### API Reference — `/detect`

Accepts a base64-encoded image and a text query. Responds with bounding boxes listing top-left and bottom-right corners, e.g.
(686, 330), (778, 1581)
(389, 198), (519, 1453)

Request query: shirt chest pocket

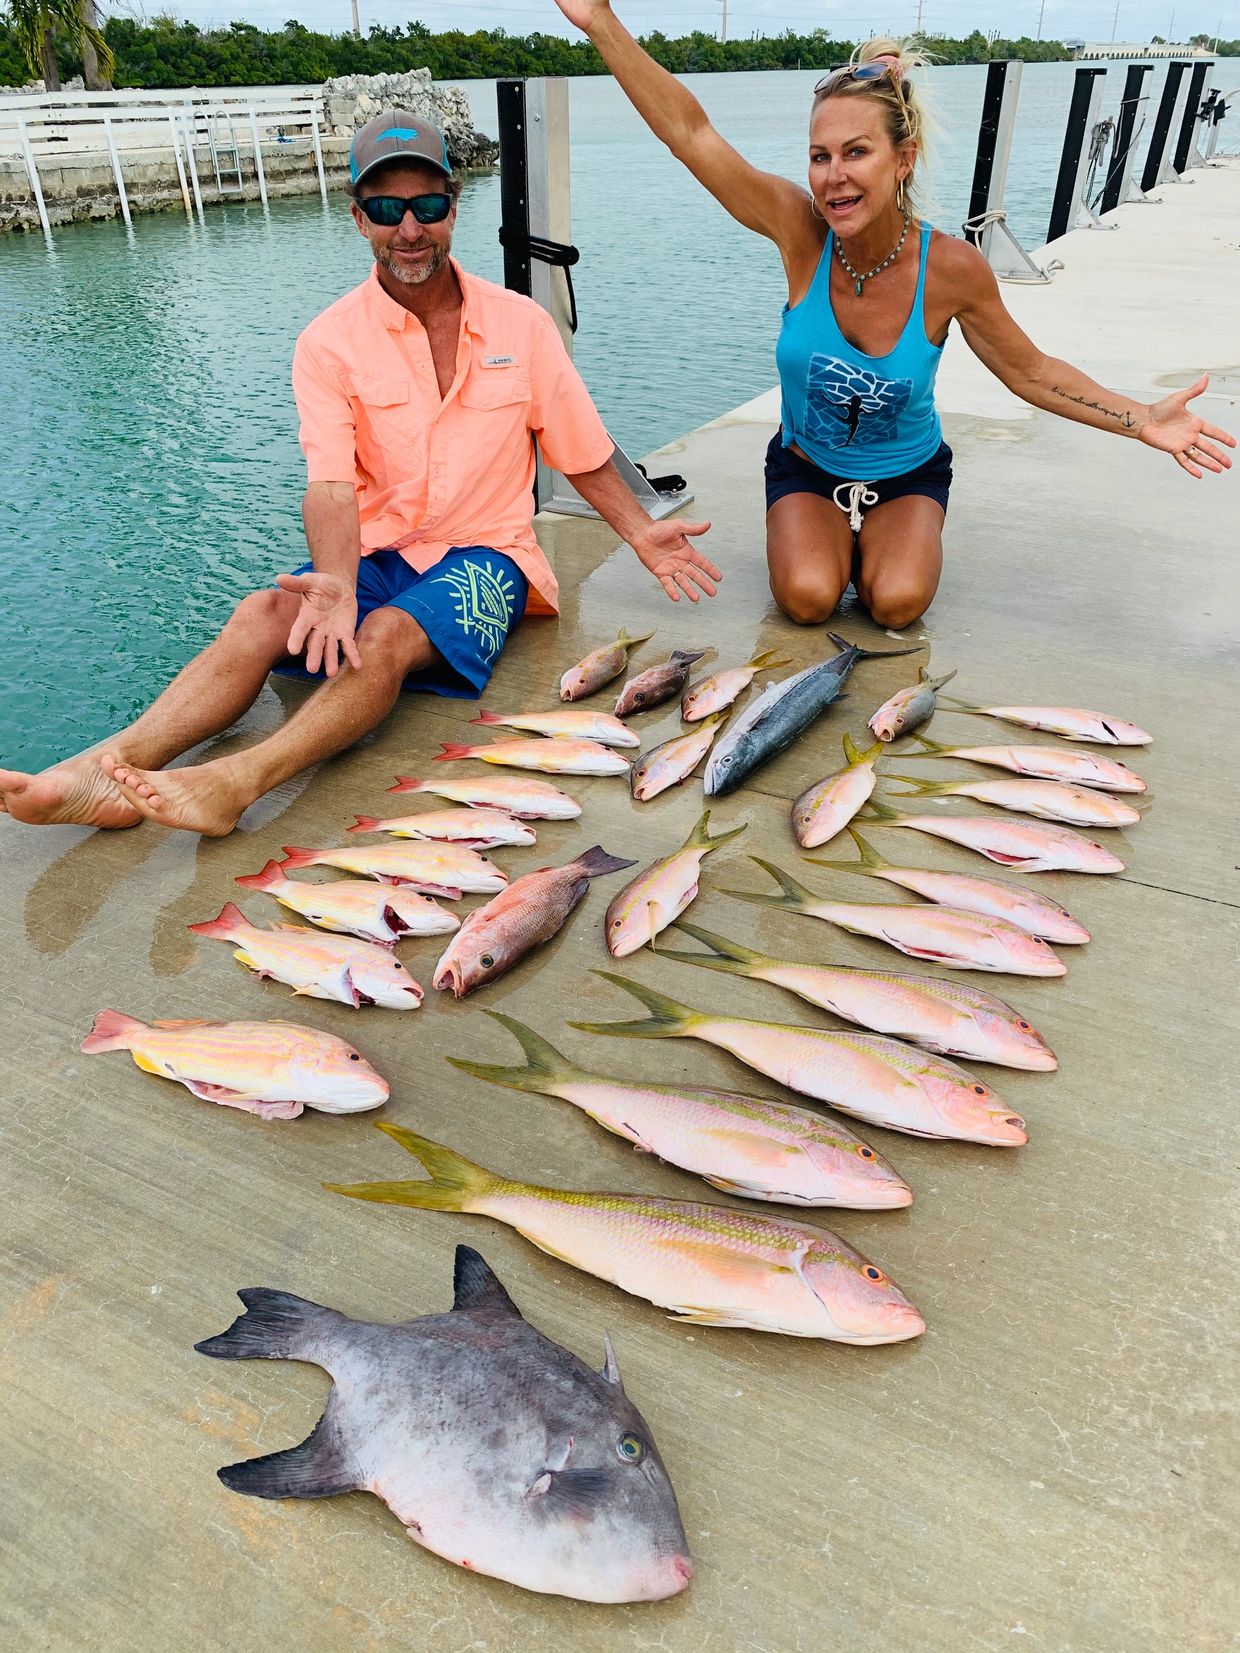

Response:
(460, 365), (532, 412)
(351, 377), (420, 477)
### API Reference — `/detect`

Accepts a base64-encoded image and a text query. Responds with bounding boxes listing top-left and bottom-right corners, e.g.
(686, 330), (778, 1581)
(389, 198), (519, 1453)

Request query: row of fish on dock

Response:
(81, 623), (1152, 1601)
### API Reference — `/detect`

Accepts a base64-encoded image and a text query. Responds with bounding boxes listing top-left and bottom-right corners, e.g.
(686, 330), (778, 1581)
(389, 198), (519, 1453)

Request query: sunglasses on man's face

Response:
(357, 192), (453, 228)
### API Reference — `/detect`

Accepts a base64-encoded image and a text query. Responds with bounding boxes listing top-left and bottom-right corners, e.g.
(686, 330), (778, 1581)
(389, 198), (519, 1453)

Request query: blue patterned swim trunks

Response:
(273, 546), (528, 699)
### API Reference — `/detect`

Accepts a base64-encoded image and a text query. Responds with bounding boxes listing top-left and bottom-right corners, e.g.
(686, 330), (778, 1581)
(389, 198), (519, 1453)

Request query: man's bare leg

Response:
(102, 607), (436, 837)
(0, 589), (302, 829)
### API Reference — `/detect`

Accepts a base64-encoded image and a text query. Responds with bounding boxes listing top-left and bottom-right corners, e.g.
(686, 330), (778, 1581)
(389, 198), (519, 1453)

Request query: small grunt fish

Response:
(189, 902), (422, 1009)
(887, 772), (1141, 828)
(861, 801), (1124, 874)
(900, 734), (1147, 793)
(631, 713), (727, 802)
(606, 811), (745, 957)
(560, 628), (654, 702)
(450, 1011), (912, 1208)
(387, 774), (581, 820)
(279, 842), (507, 898)
(724, 858), (1066, 976)
(660, 921), (1056, 1071)
(470, 707), (640, 747)
(868, 668), (957, 742)
(433, 846), (635, 998)
(327, 1124), (926, 1342)
(939, 698), (1151, 745)
(81, 1010), (389, 1117)
(614, 651), (709, 717)
(348, 807), (536, 848)
(792, 734), (882, 848)
(681, 649), (792, 722)
(197, 1247), (692, 1603)
(235, 860), (459, 945)
(576, 975), (1028, 1147)
(811, 829), (1090, 945)
(435, 737), (630, 778)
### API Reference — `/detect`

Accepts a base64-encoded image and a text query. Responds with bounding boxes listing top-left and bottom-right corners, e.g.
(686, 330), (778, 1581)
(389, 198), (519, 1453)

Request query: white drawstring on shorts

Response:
(832, 479), (879, 533)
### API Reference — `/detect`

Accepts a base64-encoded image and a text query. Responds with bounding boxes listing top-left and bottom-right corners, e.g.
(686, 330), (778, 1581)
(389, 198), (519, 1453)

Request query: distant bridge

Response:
(1073, 41), (1215, 60)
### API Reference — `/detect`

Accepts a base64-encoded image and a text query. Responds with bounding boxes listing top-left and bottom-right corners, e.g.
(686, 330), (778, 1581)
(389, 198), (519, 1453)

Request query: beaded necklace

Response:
(835, 215), (910, 298)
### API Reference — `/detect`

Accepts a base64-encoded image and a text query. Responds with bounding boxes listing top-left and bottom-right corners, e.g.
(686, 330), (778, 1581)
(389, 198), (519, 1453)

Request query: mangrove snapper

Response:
(681, 649), (792, 722)
(630, 714), (727, 801)
(939, 699), (1151, 745)
(614, 650), (709, 717)
(279, 842), (507, 898)
(80, 1011), (388, 1118)
(347, 807), (536, 848)
(868, 668), (957, 742)
(450, 1011), (912, 1208)
(606, 811), (745, 956)
(327, 1124), (925, 1342)
(901, 734), (1147, 793)
(189, 903), (422, 1009)
(434, 846), (635, 998)
(560, 628), (654, 701)
(471, 707), (640, 748)
(235, 860), (459, 945)
(388, 774), (581, 820)
(197, 1247), (692, 1603)
(792, 734), (882, 848)
(435, 737), (630, 778)
(861, 801), (1124, 873)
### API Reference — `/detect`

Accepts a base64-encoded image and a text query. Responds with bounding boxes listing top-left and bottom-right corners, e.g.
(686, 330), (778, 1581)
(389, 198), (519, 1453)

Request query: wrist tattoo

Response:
(1050, 384), (1136, 429)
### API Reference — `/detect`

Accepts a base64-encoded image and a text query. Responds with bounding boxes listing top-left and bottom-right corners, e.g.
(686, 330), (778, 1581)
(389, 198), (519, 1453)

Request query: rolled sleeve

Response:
(292, 333), (360, 486)
(527, 310), (615, 477)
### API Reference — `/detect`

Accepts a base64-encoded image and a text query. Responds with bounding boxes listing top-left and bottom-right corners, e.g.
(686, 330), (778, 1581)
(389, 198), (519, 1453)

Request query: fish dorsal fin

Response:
(452, 1245), (524, 1317)
(601, 1331), (624, 1390)
(153, 1017), (219, 1029)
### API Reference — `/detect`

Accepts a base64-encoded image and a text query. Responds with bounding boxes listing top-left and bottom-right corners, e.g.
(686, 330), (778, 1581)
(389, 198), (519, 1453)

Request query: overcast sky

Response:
(135, 3), (1240, 44)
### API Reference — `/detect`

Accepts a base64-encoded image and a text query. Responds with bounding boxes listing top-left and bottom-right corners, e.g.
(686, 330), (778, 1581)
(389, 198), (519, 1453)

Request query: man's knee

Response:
(770, 571), (843, 627)
(227, 588), (299, 653)
(355, 606), (431, 676)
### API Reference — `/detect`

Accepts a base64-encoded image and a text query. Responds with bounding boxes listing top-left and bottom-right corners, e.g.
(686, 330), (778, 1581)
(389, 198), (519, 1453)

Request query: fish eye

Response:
(349, 1053), (361, 1061)
(634, 692), (645, 703)
(857, 1145), (876, 1160)
(616, 1432), (645, 1464)
(1017, 1019), (1030, 1031)
(972, 1084), (986, 1095)
(611, 918), (623, 929)
(863, 1265), (885, 1283)
(480, 954), (495, 968)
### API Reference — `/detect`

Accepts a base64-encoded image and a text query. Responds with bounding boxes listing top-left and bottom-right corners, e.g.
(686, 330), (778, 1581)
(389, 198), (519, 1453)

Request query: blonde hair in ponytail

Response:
(813, 37), (936, 220)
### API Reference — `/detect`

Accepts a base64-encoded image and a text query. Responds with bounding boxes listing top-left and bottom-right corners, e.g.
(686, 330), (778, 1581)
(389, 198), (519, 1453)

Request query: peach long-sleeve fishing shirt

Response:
(292, 261), (615, 616)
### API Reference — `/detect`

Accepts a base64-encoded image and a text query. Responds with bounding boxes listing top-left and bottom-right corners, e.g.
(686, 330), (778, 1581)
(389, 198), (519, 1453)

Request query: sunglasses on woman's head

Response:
(815, 55), (902, 93)
(357, 192), (453, 227)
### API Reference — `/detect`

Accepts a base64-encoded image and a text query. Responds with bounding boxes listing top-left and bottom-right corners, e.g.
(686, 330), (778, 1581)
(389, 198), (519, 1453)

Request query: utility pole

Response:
(1110, 1), (1120, 43)
(720, 0), (728, 42)
(1036, 0), (1046, 42)
(351, 0), (360, 36)
(1168, 8), (1176, 42)
(915, 0), (923, 32)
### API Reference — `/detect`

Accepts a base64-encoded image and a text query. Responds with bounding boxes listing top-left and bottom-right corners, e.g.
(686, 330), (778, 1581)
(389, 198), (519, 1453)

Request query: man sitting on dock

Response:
(0, 110), (720, 837)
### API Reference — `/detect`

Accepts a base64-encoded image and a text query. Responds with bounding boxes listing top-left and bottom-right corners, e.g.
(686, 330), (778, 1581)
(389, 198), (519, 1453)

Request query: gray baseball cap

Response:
(349, 108), (452, 187)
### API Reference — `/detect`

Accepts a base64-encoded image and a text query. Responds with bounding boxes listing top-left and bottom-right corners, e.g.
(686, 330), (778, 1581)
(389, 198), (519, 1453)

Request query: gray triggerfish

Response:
(196, 1247), (692, 1602)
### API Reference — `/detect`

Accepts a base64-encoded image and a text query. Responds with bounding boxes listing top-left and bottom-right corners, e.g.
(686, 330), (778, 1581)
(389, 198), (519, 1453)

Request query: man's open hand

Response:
(630, 518), (722, 603)
(276, 569), (362, 676)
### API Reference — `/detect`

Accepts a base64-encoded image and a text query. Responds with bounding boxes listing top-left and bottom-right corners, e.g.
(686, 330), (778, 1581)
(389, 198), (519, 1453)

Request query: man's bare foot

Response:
(100, 754), (253, 837)
(0, 756), (143, 829)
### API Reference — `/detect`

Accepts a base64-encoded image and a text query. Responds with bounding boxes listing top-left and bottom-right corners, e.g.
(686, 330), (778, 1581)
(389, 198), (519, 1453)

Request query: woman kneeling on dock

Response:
(554, 4), (1234, 629)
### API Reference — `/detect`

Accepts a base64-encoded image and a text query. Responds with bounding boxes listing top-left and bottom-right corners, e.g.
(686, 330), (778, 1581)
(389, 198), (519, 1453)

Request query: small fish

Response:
(327, 1124), (925, 1342)
(887, 772), (1141, 828)
(235, 860), (459, 945)
(868, 668), (957, 741)
(575, 975), (1027, 1147)
(861, 801), (1124, 874)
(434, 846), (636, 998)
(901, 734), (1147, 793)
(387, 774), (582, 820)
(470, 707), (640, 748)
(279, 842), (507, 898)
(939, 698), (1151, 746)
(681, 649), (792, 722)
(659, 921), (1057, 1071)
(450, 1011), (912, 1208)
(189, 903), (423, 1009)
(81, 1010), (389, 1118)
(560, 628), (654, 701)
(703, 633), (919, 796)
(724, 858), (1066, 976)
(435, 737), (630, 778)
(631, 713), (727, 802)
(348, 807), (536, 848)
(613, 650), (709, 717)
(811, 829), (1090, 945)
(197, 1247), (692, 1603)
(792, 734), (883, 848)
(606, 811), (746, 957)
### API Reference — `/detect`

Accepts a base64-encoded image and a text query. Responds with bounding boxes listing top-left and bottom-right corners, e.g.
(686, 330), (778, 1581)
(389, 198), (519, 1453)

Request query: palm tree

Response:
(3, 0), (114, 92)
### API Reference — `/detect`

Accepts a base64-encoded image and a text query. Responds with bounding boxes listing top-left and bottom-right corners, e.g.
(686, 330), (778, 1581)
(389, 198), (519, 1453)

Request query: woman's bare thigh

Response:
(766, 492), (855, 625)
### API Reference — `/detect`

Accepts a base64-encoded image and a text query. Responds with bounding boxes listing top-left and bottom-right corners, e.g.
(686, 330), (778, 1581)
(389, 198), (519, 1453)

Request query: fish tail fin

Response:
(386, 776), (425, 794)
(827, 629), (920, 661)
(857, 798), (903, 822)
(681, 809), (747, 854)
(470, 709), (505, 726)
(805, 822), (893, 874)
(909, 734), (952, 755)
(936, 695), (982, 712)
(616, 627), (655, 649)
(718, 855), (818, 911)
(448, 1010), (587, 1094)
(324, 1124), (504, 1213)
(278, 846), (322, 872)
(570, 971), (704, 1040)
(347, 816), (381, 833)
(195, 1287), (341, 1363)
(435, 743), (475, 762)
(670, 649), (709, 668)
(80, 1009), (146, 1054)
(747, 649), (793, 670)
(884, 773), (950, 795)
(925, 667), (958, 690)
(234, 858), (287, 892)
(571, 845), (639, 879)
(656, 920), (764, 977)
(187, 902), (249, 941)
(843, 732), (884, 766)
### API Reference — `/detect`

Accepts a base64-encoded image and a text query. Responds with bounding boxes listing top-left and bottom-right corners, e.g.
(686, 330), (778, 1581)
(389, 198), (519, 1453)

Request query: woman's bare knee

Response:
(866, 585), (932, 630)
(770, 573), (845, 626)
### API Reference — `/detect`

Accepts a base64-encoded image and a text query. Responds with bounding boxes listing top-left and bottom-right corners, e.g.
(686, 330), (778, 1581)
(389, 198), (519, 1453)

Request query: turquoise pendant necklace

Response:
(835, 215), (910, 298)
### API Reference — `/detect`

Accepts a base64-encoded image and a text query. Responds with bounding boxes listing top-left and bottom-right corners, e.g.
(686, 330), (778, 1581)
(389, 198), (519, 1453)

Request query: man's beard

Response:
(374, 239), (451, 286)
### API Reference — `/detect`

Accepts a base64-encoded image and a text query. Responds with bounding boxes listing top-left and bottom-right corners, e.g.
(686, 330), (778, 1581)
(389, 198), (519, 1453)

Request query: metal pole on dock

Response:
(16, 116), (52, 241)
(309, 107), (328, 204)
(180, 105), (206, 222)
(1141, 60), (1191, 191)
(248, 107), (269, 210)
(1172, 61), (1211, 173)
(1047, 65), (1108, 243)
(167, 112), (193, 220)
(961, 61), (1057, 283)
(1100, 62), (1153, 211)
(101, 114), (131, 226)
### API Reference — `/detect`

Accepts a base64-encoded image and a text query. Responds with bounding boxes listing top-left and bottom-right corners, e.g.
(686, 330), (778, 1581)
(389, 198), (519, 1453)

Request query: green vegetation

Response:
(1, 16), (1236, 90)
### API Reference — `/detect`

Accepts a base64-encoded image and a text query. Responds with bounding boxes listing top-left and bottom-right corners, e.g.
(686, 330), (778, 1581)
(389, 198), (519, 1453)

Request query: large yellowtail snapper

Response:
(900, 733), (1147, 793)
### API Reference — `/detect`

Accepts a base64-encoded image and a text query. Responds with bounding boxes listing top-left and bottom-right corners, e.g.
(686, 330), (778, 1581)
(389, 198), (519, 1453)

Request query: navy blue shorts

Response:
(272, 546), (528, 699)
(764, 431), (953, 520)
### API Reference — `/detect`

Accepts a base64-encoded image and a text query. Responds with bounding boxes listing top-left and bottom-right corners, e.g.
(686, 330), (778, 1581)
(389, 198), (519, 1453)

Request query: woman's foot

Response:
(100, 754), (254, 837)
(0, 755), (143, 828)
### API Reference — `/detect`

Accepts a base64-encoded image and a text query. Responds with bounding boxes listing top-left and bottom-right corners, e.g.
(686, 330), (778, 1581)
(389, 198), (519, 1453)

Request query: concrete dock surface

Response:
(2, 160), (1238, 1650)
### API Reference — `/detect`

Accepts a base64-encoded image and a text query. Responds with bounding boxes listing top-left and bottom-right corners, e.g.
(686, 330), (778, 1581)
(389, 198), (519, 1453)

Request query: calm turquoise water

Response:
(0, 62), (1175, 769)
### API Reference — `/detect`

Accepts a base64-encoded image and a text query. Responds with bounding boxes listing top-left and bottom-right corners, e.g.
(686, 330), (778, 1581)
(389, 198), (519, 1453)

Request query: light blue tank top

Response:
(776, 223), (944, 480)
